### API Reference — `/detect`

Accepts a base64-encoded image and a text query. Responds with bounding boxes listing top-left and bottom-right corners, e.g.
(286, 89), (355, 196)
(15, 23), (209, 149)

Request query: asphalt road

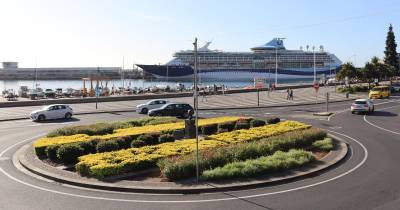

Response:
(0, 97), (399, 210)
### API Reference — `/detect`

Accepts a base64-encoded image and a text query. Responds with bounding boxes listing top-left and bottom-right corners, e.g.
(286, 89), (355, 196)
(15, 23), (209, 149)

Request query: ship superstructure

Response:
(137, 38), (342, 81)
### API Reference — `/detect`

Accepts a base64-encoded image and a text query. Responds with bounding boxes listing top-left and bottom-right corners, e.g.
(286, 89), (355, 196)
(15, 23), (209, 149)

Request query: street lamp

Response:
(313, 46), (316, 84)
(193, 38), (199, 184)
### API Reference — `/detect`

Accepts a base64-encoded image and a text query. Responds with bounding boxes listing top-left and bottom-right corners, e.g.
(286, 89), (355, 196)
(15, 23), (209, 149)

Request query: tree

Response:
(360, 62), (378, 88)
(371, 56), (396, 82)
(336, 62), (358, 85)
(384, 24), (399, 76)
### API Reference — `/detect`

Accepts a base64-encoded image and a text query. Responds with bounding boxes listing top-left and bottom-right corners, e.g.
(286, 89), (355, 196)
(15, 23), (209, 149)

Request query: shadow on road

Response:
(35, 117), (80, 124)
(368, 111), (398, 117)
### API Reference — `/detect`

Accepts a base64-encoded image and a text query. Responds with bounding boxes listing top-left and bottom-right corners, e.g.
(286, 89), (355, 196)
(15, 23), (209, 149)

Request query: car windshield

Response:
(41, 106), (50, 110)
(372, 87), (383, 91)
(354, 101), (367, 104)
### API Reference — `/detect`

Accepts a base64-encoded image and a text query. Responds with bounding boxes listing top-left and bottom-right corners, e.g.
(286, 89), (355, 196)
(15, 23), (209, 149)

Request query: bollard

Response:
(257, 89), (260, 107)
(346, 92), (349, 98)
(326, 92), (329, 112)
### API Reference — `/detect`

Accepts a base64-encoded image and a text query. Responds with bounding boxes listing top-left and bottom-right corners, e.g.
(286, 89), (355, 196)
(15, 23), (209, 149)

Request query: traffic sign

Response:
(313, 83), (319, 92)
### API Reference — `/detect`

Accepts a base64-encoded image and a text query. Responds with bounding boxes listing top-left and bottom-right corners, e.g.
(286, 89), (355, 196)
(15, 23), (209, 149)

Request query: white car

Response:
(351, 99), (374, 114)
(30, 104), (73, 121)
(136, 99), (169, 114)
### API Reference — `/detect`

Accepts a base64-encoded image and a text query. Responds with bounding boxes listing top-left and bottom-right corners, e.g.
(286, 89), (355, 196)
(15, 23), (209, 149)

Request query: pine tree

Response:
(384, 24), (399, 75)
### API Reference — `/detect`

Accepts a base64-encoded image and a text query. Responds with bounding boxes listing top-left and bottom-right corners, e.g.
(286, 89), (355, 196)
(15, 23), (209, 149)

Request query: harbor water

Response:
(0, 78), (315, 91)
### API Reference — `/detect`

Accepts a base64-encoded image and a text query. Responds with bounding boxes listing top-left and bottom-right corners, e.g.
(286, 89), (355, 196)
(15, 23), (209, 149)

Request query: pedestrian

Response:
(290, 89), (294, 100)
(286, 88), (290, 100)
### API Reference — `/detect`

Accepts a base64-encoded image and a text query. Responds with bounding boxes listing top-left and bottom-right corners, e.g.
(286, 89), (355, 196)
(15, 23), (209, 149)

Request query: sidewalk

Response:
(0, 86), (365, 121)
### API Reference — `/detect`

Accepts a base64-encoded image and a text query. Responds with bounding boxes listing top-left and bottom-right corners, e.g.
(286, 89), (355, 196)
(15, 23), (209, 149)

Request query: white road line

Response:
(0, 133), (46, 158)
(0, 125), (368, 203)
(328, 99), (400, 121)
(363, 104), (400, 135)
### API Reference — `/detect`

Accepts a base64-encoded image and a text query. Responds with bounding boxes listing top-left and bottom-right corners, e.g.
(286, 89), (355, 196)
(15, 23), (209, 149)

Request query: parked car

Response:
(136, 99), (169, 114)
(30, 104), (73, 121)
(391, 84), (400, 92)
(369, 86), (390, 99)
(45, 89), (56, 98)
(148, 103), (193, 118)
(351, 99), (374, 114)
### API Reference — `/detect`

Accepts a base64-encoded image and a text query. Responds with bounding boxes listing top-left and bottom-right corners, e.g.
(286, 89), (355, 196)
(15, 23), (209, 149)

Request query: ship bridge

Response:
(251, 38), (286, 52)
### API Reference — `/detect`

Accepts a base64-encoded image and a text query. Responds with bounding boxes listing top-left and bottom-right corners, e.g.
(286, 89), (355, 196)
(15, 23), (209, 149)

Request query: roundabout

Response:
(0, 100), (399, 210)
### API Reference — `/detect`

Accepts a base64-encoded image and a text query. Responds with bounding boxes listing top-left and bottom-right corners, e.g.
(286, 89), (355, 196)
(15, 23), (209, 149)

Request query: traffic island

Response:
(17, 116), (348, 193)
(313, 112), (334, 116)
(17, 136), (347, 193)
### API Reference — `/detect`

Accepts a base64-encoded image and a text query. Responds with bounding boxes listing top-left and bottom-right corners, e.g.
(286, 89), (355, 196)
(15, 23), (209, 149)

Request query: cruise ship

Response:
(137, 38), (342, 81)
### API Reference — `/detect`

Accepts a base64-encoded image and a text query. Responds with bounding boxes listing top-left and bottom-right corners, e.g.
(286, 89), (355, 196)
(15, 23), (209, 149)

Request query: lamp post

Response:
(193, 38), (199, 184)
(313, 46), (316, 84)
(275, 46), (278, 86)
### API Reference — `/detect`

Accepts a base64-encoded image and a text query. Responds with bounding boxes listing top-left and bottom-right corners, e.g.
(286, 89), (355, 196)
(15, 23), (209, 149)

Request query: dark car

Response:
(148, 103), (193, 118)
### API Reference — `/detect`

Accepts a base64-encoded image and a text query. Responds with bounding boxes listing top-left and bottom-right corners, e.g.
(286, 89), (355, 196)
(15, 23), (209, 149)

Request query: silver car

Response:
(351, 99), (374, 114)
(30, 104), (73, 121)
(136, 99), (169, 114)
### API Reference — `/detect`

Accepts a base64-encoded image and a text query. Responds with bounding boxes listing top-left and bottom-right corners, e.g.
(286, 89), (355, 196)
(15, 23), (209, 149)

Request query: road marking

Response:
(328, 99), (400, 121)
(0, 133), (46, 158)
(0, 126), (368, 203)
(0, 157), (10, 161)
(363, 104), (400, 135)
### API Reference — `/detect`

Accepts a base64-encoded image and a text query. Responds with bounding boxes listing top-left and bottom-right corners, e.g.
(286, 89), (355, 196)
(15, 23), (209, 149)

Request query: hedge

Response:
(201, 149), (315, 180)
(34, 116), (243, 158)
(47, 117), (180, 137)
(158, 127), (325, 181)
(75, 121), (310, 179)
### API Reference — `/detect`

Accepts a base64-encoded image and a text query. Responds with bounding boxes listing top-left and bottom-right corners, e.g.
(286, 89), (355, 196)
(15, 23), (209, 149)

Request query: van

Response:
(369, 86), (390, 99)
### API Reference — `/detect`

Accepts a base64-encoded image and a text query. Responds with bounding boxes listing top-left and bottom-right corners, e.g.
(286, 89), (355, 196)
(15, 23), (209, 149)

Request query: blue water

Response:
(0, 78), (314, 91)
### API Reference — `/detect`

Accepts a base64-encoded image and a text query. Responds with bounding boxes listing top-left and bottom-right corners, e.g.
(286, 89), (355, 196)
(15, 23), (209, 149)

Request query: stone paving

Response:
(0, 86), (365, 120)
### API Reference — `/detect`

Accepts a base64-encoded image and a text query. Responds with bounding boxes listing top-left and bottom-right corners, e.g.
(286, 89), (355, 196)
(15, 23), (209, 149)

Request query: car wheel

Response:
(38, 115), (45, 121)
(141, 108), (148, 114)
(351, 111), (355, 114)
(65, 113), (72, 119)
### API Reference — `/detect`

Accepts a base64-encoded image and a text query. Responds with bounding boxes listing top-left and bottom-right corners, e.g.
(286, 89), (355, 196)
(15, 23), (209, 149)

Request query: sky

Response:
(0, 0), (399, 68)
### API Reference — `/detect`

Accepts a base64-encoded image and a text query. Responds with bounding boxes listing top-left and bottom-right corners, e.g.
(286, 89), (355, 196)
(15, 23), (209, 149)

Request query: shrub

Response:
(217, 121), (236, 132)
(131, 139), (146, 148)
(201, 149), (315, 180)
(76, 121), (310, 179)
(158, 134), (175, 143)
(312, 138), (333, 151)
(234, 121), (250, 130)
(267, 117), (280, 124)
(136, 134), (159, 145)
(172, 129), (185, 140)
(56, 144), (84, 164)
(47, 123), (115, 138)
(112, 136), (133, 149)
(36, 117), (242, 154)
(159, 127), (325, 181)
(96, 140), (120, 153)
(250, 119), (266, 127)
(45, 145), (60, 162)
(201, 124), (218, 135)
(79, 141), (97, 154)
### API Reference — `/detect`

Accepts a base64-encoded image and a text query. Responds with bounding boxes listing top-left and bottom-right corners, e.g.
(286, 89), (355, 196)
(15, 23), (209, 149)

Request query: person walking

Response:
(286, 88), (290, 100)
(290, 89), (294, 100)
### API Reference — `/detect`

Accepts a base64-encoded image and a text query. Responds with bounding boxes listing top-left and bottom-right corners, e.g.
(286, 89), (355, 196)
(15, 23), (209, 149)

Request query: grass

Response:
(312, 138), (333, 151)
(158, 127), (325, 181)
(201, 149), (315, 180)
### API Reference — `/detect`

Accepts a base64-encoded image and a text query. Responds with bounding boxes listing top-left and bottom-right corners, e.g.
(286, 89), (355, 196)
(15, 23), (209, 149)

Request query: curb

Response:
(0, 97), (356, 122)
(17, 135), (348, 194)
